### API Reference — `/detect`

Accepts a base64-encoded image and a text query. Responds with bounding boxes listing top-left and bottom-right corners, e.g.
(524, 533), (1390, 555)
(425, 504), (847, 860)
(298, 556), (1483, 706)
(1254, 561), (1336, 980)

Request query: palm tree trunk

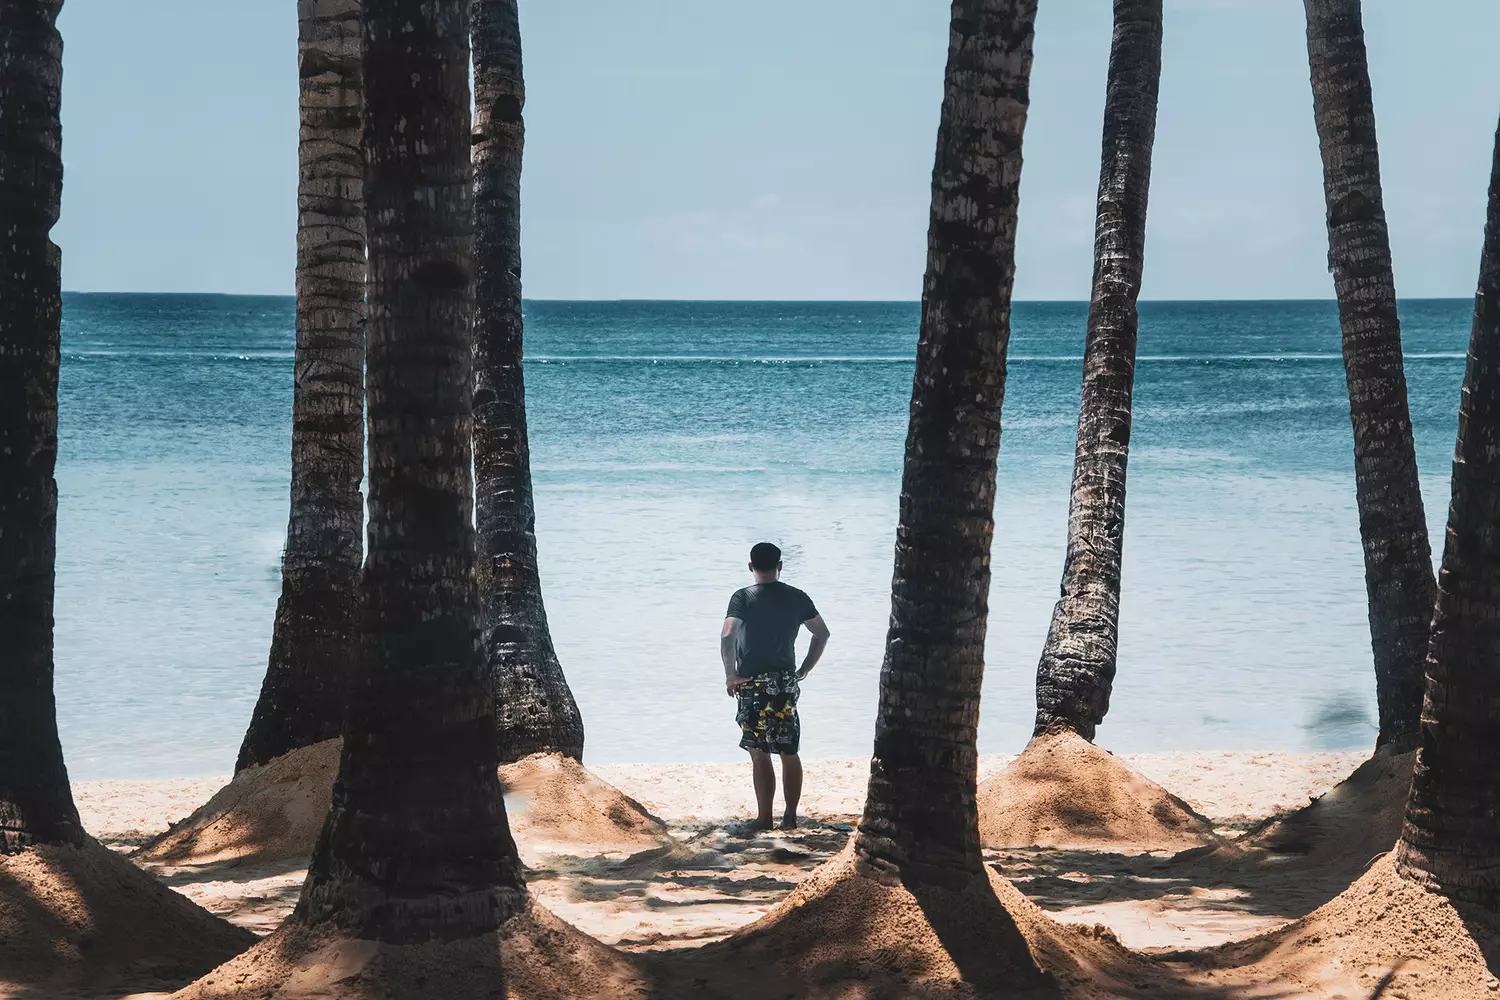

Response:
(1304, 0), (1434, 753)
(1032, 0), (1162, 741)
(472, 0), (585, 764)
(237, 0), (367, 774)
(1394, 116), (1500, 907)
(853, 0), (1037, 888)
(293, 0), (524, 938)
(0, 0), (82, 855)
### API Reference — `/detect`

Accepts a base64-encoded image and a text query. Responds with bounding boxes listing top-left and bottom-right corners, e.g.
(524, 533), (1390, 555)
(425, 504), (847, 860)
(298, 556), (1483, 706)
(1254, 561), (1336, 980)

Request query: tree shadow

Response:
(907, 871), (1057, 996)
(904, 864), (1320, 1000)
(1456, 902), (1500, 979)
(1365, 960), (1408, 998)
(0, 840), (252, 998)
(992, 841), (1385, 931)
(143, 852), (310, 887)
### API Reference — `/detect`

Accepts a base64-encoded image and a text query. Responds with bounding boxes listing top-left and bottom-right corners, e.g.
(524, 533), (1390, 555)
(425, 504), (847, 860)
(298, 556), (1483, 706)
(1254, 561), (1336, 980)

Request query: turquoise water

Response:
(55, 295), (1472, 780)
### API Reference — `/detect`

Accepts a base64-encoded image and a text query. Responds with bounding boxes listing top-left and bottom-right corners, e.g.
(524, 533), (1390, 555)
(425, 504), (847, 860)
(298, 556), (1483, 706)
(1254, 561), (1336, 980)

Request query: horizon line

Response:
(58, 292), (1477, 305)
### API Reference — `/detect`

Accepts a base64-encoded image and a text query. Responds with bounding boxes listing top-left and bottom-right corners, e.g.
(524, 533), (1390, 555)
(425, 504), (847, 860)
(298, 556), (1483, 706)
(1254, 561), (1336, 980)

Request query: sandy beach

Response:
(77, 750), (1367, 847)
(71, 749), (1369, 953)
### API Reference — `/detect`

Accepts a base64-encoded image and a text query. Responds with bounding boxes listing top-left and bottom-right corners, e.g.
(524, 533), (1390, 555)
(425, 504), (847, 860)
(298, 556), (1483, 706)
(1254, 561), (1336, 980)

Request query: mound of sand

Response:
(1250, 747), (1415, 865)
(1, 836), (254, 997)
(169, 897), (648, 1000)
(137, 739), (341, 867)
(499, 753), (670, 860)
(977, 731), (1218, 854)
(137, 745), (668, 871)
(647, 842), (1182, 999)
(1178, 853), (1500, 998)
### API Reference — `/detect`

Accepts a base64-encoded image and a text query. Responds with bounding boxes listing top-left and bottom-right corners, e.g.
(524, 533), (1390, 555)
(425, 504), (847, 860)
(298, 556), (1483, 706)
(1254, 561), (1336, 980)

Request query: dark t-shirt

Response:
(726, 581), (819, 676)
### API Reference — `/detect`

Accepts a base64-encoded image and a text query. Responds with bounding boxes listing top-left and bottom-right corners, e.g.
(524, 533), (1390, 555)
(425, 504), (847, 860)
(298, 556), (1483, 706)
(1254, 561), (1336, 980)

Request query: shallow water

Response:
(54, 295), (1470, 779)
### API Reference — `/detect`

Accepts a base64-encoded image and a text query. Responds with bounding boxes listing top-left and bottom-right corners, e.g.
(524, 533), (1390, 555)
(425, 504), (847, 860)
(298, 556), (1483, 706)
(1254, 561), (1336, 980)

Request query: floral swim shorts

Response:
(736, 671), (801, 755)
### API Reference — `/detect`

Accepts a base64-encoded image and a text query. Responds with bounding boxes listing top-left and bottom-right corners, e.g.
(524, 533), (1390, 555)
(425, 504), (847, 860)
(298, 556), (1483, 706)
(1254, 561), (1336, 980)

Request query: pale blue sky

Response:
(54, 1), (1500, 299)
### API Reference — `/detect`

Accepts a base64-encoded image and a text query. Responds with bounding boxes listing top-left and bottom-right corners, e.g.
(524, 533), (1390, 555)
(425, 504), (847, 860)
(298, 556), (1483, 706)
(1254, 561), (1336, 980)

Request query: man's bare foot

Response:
(779, 814), (799, 830)
(748, 817), (774, 832)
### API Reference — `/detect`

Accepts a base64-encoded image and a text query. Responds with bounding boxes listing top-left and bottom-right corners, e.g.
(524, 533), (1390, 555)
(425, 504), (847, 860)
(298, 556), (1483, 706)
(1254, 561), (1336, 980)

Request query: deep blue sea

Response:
(55, 295), (1473, 780)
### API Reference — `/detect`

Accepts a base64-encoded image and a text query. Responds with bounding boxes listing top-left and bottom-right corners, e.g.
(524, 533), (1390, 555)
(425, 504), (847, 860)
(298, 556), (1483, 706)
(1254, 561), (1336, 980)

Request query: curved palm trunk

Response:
(852, 0), (1037, 887)
(1394, 116), (1500, 906)
(293, 0), (523, 938)
(0, 0), (80, 855)
(1032, 0), (1162, 741)
(1304, 0), (1434, 753)
(472, 0), (584, 763)
(237, 0), (367, 773)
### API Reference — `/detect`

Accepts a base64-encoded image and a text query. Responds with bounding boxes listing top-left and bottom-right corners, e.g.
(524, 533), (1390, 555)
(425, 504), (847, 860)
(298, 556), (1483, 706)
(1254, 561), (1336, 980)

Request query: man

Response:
(721, 542), (830, 830)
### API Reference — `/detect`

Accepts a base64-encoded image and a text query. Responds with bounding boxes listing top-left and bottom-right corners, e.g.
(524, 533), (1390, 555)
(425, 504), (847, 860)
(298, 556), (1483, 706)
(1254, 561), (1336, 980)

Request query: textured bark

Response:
(292, 0), (524, 940)
(853, 0), (1036, 888)
(472, 0), (585, 764)
(0, 0), (81, 856)
(1032, 0), (1162, 741)
(1305, 0), (1434, 753)
(1394, 117), (1500, 908)
(237, 0), (367, 774)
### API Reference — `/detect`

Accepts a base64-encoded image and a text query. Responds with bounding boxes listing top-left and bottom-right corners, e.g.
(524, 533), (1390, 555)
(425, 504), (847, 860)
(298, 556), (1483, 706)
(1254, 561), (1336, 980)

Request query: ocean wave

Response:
(66, 350), (295, 360)
(60, 349), (1466, 364)
(534, 463), (769, 473)
(527, 352), (1466, 364)
(1016, 352), (1466, 362)
(527, 354), (912, 363)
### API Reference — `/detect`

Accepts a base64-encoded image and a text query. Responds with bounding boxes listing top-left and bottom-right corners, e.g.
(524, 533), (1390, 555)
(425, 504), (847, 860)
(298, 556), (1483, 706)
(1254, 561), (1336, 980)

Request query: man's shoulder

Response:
(777, 583), (817, 611)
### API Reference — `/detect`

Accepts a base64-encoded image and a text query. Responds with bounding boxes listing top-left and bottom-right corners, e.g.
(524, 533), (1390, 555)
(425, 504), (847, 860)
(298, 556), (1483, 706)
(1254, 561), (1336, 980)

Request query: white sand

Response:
(73, 775), (227, 852)
(76, 751), (1365, 845)
(590, 749), (1368, 831)
(70, 749), (1371, 955)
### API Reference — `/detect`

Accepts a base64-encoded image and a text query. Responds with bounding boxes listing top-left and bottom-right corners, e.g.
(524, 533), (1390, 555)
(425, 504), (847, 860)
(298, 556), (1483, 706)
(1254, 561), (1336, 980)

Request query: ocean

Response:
(55, 295), (1472, 780)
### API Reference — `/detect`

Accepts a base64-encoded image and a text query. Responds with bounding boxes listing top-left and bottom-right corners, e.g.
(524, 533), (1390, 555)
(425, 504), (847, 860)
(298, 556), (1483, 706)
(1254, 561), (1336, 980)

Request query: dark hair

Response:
(749, 542), (782, 572)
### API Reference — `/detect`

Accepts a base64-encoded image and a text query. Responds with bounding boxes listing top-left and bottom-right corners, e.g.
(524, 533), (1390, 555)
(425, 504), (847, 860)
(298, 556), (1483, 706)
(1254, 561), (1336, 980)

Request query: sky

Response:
(54, 1), (1500, 300)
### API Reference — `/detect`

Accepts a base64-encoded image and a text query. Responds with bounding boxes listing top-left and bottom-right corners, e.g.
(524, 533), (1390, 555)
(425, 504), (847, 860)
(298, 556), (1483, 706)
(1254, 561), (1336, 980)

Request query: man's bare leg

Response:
(749, 749), (775, 830)
(779, 753), (803, 829)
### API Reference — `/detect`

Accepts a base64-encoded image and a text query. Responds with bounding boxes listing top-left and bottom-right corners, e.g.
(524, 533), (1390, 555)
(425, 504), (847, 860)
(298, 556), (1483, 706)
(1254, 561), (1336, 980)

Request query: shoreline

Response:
(75, 748), (1368, 850)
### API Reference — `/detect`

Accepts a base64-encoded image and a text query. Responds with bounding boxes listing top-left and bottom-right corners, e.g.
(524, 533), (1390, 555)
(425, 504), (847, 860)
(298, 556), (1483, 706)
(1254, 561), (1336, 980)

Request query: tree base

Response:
(1250, 745), (1415, 863)
(0, 836), (254, 996)
(977, 731), (1217, 854)
(137, 738), (341, 867)
(137, 744), (670, 873)
(498, 752), (670, 861)
(646, 842), (1175, 998)
(1171, 853), (1500, 997)
(170, 896), (648, 1000)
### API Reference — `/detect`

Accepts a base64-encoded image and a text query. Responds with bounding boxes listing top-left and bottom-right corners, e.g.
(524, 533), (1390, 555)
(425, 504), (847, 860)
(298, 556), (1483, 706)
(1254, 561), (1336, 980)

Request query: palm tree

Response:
(292, 0), (524, 935)
(1394, 115), (1500, 903)
(1304, 0), (1434, 753)
(178, 9), (643, 992)
(853, 0), (1038, 884)
(472, 0), (585, 763)
(0, 12), (256, 989)
(0, 0), (82, 855)
(236, 0), (367, 773)
(650, 9), (1046, 993)
(1032, 0), (1163, 740)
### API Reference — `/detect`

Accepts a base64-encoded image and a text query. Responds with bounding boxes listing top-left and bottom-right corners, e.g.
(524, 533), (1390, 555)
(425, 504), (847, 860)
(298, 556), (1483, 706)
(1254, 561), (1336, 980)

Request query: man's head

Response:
(749, 542), (782, 581)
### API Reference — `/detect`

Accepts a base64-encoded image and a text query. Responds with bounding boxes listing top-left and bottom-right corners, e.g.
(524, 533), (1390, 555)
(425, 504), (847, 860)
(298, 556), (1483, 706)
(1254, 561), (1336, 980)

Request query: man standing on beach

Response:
(721, 542), (830, 830)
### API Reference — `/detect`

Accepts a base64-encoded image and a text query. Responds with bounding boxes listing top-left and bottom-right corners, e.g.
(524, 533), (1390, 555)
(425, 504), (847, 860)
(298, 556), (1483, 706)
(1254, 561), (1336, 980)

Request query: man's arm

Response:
(721, 617), (745, 696)
(798, 614), (830, 680)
